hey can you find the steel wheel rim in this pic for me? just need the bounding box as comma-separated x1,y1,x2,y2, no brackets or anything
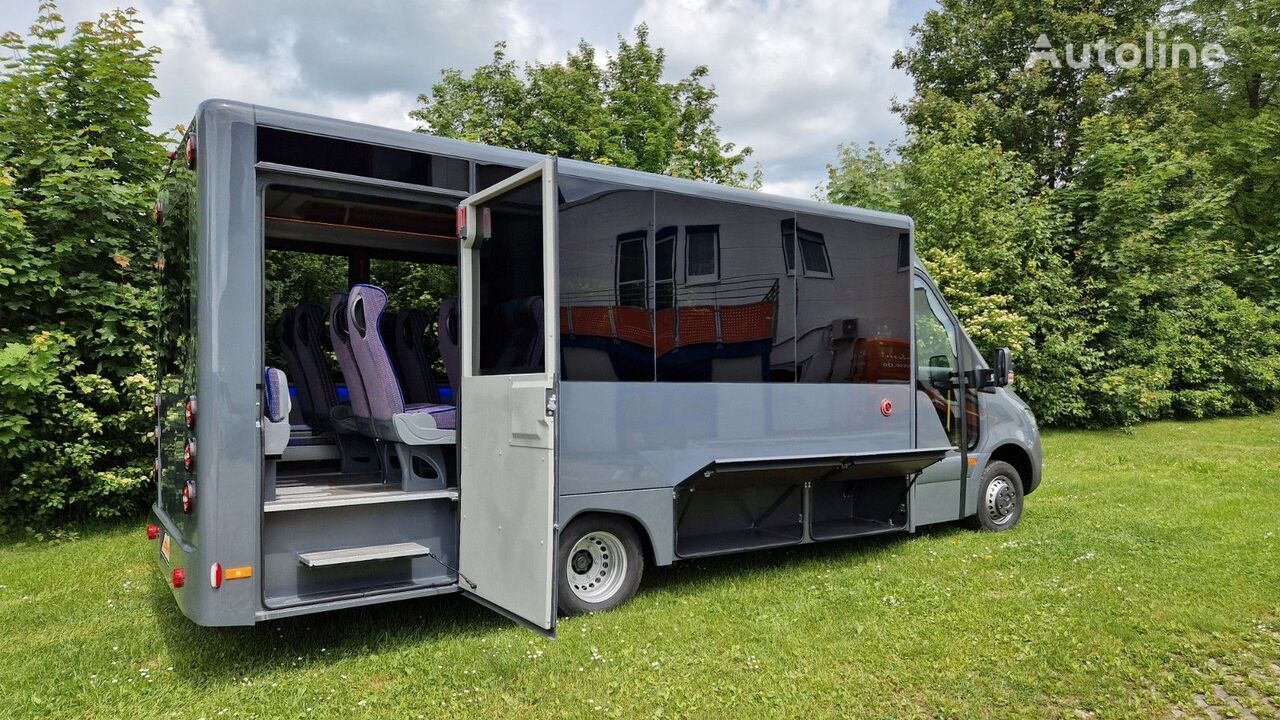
566,531,627,604
985,475,1017,525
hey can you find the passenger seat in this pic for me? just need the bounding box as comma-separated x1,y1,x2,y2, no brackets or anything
438,298,461,402
394,309,443,405
347,284,455,489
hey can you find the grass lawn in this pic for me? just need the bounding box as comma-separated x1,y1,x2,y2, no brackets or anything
1,414,1278,719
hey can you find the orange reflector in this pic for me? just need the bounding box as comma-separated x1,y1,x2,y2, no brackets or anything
224,566,253,581
968,457,978,466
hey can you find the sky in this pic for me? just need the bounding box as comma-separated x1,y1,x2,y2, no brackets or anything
0,0,935,199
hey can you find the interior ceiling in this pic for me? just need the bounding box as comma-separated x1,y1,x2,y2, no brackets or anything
264,186,459,259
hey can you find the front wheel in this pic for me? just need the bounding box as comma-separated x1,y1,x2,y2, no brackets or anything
557,514,644,616
966,460,1024,531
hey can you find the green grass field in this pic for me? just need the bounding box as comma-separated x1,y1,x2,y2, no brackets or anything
2,415,1278,719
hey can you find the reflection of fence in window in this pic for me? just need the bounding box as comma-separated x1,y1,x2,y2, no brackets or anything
560,276,780,353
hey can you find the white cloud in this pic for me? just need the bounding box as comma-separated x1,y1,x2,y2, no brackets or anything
635,0,913,196
0,0,917,194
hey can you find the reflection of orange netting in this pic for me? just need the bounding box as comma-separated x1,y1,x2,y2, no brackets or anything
562,300,776,354
852,338,910,382
561,306,654,346
562,280,779,354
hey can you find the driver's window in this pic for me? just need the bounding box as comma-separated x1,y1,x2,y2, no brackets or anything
913,277,961,446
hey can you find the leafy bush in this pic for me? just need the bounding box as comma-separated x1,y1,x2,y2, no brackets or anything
0,4,162,531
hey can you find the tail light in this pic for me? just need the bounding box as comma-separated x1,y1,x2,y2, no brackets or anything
171,568,186,588
146,524,159,540
181,480,195,514
184,395,196,430
210,562,223,589
185,133,196,169
183,438,196,472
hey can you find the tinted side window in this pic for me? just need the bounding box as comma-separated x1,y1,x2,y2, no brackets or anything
558,177,655,381
796,215,910,383
654,193,796,383
476,179,545,376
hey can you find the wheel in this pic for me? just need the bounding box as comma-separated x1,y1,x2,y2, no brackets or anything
557,514,644,616
966,460,1024,531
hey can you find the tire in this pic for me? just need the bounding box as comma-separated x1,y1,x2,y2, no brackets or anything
966,460,1024,531
557,514,644,616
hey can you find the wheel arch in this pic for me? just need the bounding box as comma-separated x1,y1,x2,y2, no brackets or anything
988,443,1037,494
562,509,658,569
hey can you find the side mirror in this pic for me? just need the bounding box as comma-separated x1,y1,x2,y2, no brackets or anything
991,347,1013,387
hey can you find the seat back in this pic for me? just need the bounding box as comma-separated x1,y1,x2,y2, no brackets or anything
438,297,461,397
275,309,314,424
292,303,338,430
347,284,405,420
491,295,545,374
329,293,372,418
395,309,442,404
263,367,292,423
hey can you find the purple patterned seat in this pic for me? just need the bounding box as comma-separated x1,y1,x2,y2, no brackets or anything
404,403,456,430
329,293,372,419
262,367,291,456
348,284,455,444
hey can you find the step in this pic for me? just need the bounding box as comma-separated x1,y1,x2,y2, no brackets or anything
297,541,431,567
264,485,457,513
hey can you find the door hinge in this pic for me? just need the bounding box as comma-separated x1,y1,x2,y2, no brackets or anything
545,390,558,417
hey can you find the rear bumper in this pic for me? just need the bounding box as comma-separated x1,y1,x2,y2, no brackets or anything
149,504,198,623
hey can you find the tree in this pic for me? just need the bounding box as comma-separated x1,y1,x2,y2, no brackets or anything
893,0,1162,188
0,2,164,529
1177,0,1280,305
412,25,756,187
840,0,1280,427
823,130,1097,425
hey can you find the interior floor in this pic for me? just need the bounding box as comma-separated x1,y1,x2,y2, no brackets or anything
265,471,457,513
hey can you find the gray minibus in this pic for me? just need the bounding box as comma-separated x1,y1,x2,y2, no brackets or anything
149,99,1042,633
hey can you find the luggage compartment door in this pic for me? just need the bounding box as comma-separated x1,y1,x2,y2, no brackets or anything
457,158,559,635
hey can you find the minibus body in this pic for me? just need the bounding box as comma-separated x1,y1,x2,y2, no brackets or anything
150,100,1042,632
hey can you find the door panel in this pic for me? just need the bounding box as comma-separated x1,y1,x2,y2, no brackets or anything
457,159,559,634
911,275,967,526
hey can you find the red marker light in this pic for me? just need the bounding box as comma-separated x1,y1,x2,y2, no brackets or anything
181,480,195,514
184,396,197,430
184,439,196,472
880,398,894,417
146,523,160,540
171,568,186,588
210,563,223,589
185,133,196,169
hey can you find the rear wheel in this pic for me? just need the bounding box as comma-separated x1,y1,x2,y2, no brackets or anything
967,460,1024,531
557,514,644,616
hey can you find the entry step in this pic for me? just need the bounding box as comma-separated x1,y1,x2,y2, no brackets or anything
297,541,431,567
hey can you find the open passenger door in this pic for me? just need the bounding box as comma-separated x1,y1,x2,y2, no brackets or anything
457,159,559,635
